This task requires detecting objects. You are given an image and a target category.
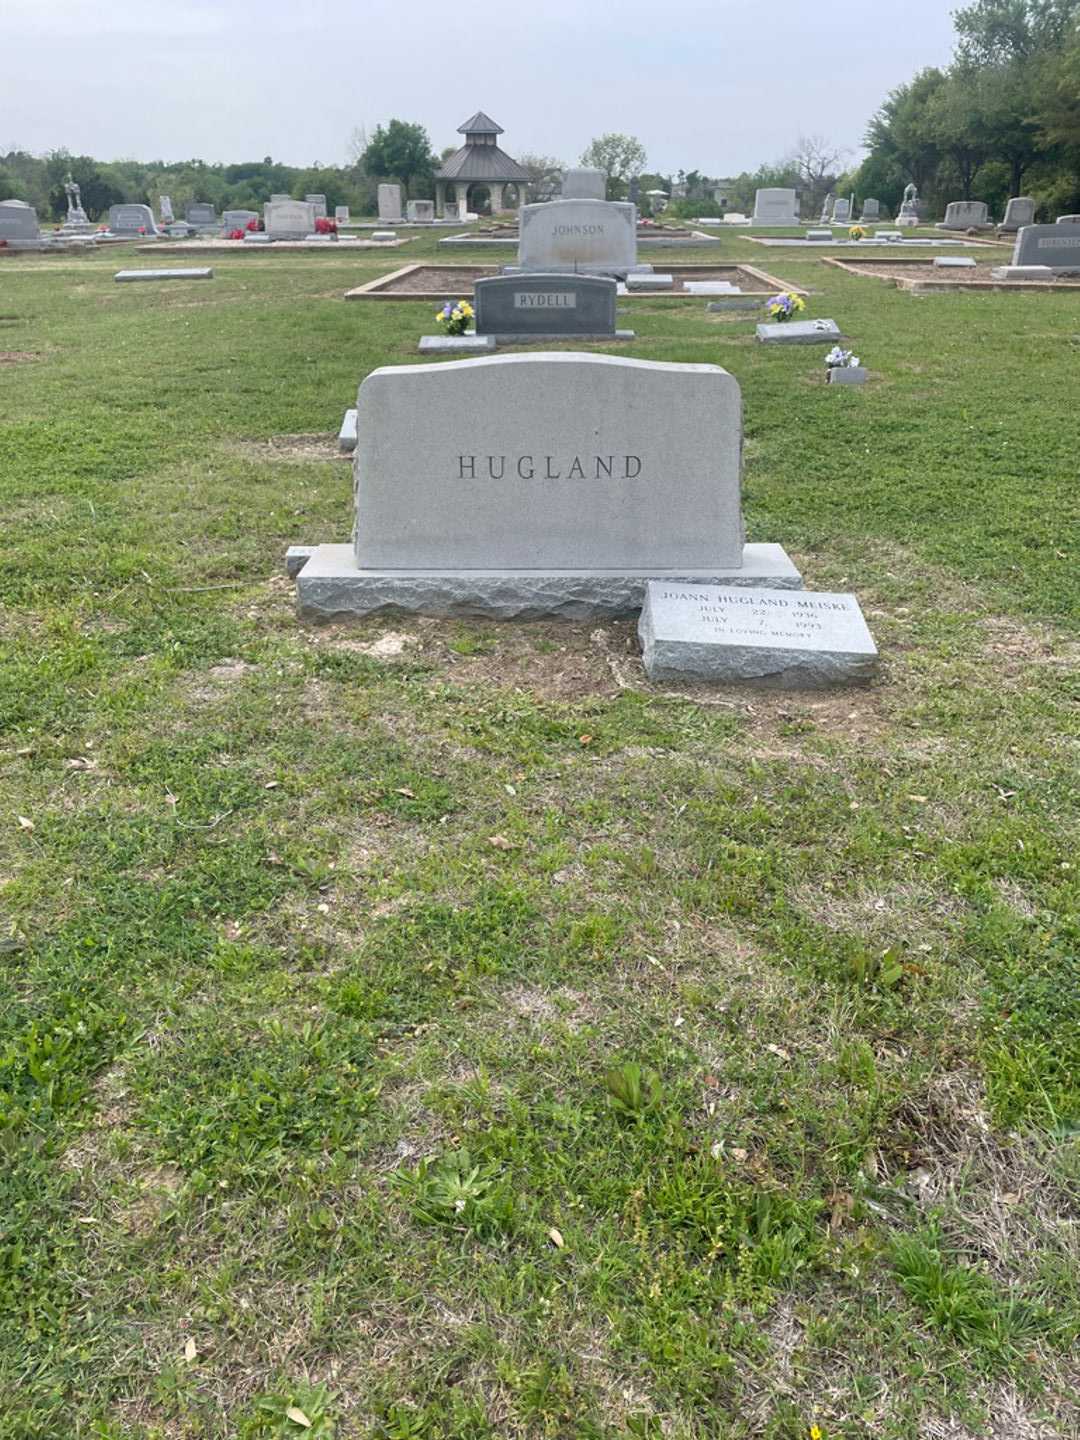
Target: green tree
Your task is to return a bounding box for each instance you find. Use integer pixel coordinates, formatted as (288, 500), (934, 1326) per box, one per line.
(361, 120), (436, 199)
(517, 153), (566, 203)
(579, 133), (647, 198)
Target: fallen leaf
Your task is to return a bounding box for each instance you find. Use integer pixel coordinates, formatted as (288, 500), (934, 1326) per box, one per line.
(907, 794), (928, 804)
(731, 1147), (749, 1162)
(487, 834), (515, 850)
(16, 816), (34, 831)
(766, 1043), (791, 1061)
(65, 756), (96, 771)
(548, 1226), (565, 1248)
(15, 746), (33, 756)
(394, 787), (416, 799)
(183, 1336), (197, 1363)
(579, 734), (593, 746)
(264, 780), (280, 790)
(286, 1406), (312, 1428)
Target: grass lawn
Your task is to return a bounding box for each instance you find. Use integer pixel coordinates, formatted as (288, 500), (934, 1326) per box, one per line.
(1, 226), (1078, 1440)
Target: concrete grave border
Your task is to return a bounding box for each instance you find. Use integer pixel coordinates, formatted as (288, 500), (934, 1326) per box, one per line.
(345, 262), (806, 302)
(822, 254), (1080, 294)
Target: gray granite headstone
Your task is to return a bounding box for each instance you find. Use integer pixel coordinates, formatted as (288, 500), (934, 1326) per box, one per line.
(518, 198), (637, 273)
(0, 199), (40, 243)
(1057, 214), (1080, 225)
(752, 188), (798, 224)
(443, 201), (461, 221)
(938, 200), (990, 230)
(222, 209), (259, 232)
(335, 206), (350, 223)
(831, 198), (851, 224)
(1000, 197), (1035, 231)
(562, 168), (607, 201)
(108, 203), (157, 235)
(757, 318), (841, 344)
(305, 194), (328, 219)
(1013, 223), (1080, 269)
(406, 199), (435, 222)
(639, 582), (878, 686)
(377, 183), (403, 222)
(859, 198), (881, 221)
(186, 202), (217, 227)
(292, 353), (801, 620)
(474, 273), (619, 338)
(159, 195), (174, 224)
(264, 199), (315, 239)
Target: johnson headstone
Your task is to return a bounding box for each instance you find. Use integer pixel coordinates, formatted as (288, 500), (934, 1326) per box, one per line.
(518, 198), (637, 274)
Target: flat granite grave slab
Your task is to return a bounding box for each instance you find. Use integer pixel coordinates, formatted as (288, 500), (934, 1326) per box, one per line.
(475, 272), (620, 339)
(933, 256), (977, 268)
(707, 297), (766, 311)
(757, 319), (842, 344)
(989, 265), (1055, 280)
(115, 268), (214, 282)
(638, 581), (877, 686)
(339, 408), (358, 453)
(418, 334), (497, 354)
(625, 273), (674, 290)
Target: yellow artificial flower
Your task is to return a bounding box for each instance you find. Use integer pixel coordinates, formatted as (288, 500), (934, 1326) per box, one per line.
(809, 1426), (823, 1440)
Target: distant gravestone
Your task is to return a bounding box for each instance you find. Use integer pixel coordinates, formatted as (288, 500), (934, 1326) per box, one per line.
(562, 168), (607, 201)
(1013, 223), (1080, 270)
(186, 202), (217, 227)
(108, 203), (157, 235)
(264, 199), (315, 240)
(1056, 214), (1080, 225)
(638, 582), (878, 686)
(1000, 197), (1035, 232)
(443, 201), (461, 221)
(752, 188), (798, 224)
(270, 193), (291, 202)
(377, 183), (403, 221)
(0, 199), (41, 245)
(292, 353), (801, 620)
(518, 198), (637, 273)
(159, 195), (174, 224)
(938, 200), (990, 230)
(222, 209), (259, 232)
(474, 273), (626, 340)
(757, 318), (841, 344)
(305, 194), (328, 219)
(407, 199), (435, 223)
(831, 198), (851, 224)
(335, 205), (350, 224)
(806, 229), (833, 241)
(859, 198), (881, 221)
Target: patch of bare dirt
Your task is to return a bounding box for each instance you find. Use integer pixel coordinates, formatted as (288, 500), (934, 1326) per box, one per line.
(0, 350), (37, 364)
(227, 434), (347, 463)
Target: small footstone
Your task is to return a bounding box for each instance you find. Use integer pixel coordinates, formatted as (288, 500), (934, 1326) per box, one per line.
(757, 318), (841, 344)
(114, 268), (214, 282)
(827, 366), (868, 386)
(875, 230), (902, 241)
(372, 230), (397, 241)
(417, 334), (497, 354)
(339, 408), (358, 453)
(625, 273), (674, 290)
(933, 256), (976, 268)
(706, 297), (765, 311)
(683, 281), (741, 294)
(638, 581), (878, 687)
(805, 230), (833, 241)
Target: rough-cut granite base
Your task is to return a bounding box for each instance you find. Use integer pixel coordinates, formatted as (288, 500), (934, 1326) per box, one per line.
(639, 633), (877, 687)
(114, 268), (214, 282)
(417, 334), (496, 354)
(338, 408), (357, 452)
(486, 329), (635, 344)
(291, 543), (803, 621)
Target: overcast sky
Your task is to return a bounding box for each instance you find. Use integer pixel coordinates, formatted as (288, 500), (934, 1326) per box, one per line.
(2, 0), (958, 174)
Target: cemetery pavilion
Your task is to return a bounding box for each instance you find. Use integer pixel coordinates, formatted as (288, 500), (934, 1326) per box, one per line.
(435, 111), (530, 217)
